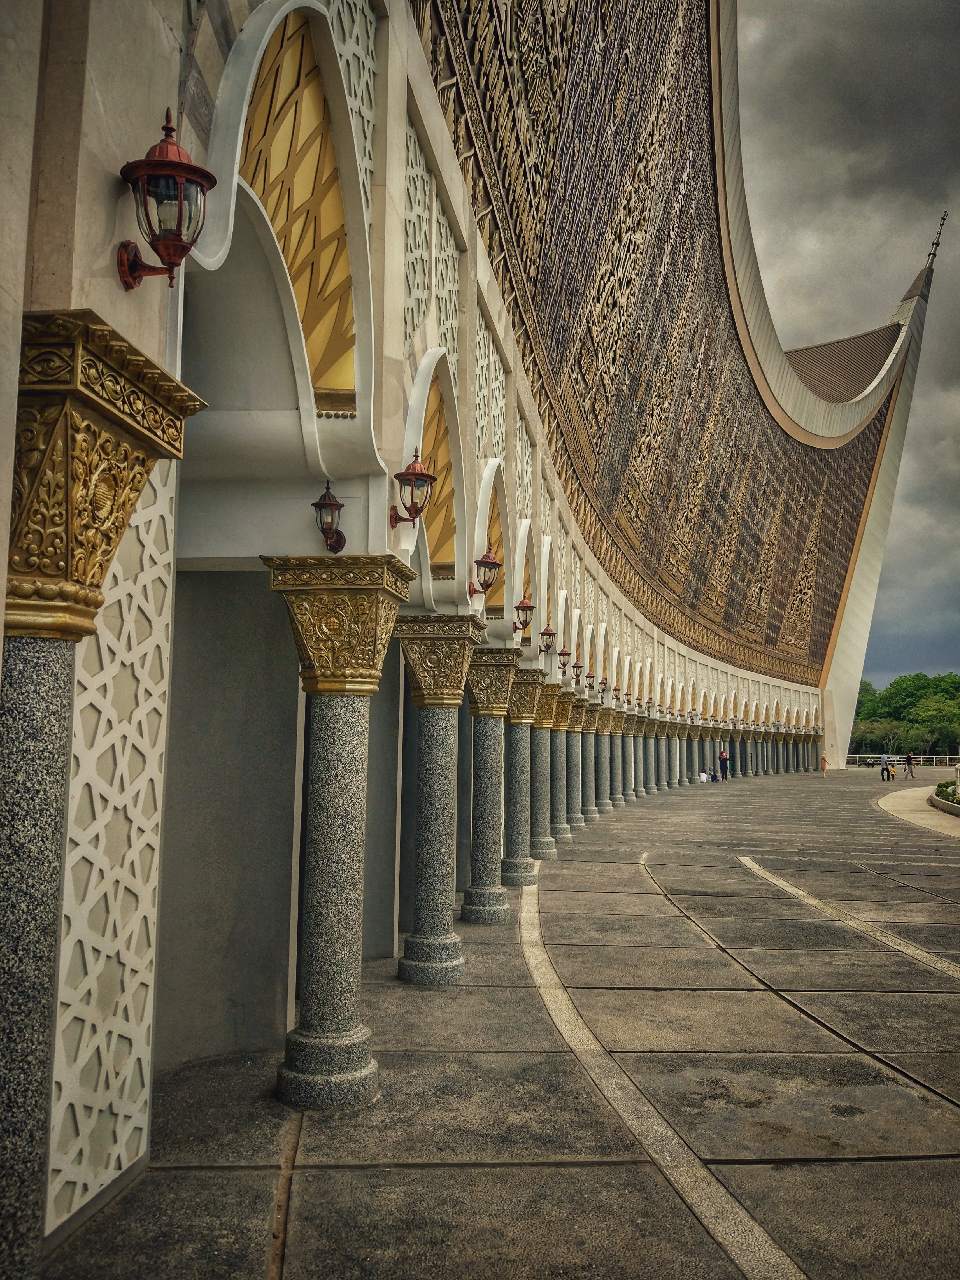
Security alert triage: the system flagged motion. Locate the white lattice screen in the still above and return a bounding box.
[46,462,175,1232]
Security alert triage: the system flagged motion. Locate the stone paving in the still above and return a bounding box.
[42,771,960,1279]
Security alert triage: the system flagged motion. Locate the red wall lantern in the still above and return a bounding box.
[390,449,436,528]
[311,480,346,553]
[539,625,556,656]
[572,658,584,683]
[557,646,571,675]
[469,545,501,598]
[513,597,534,634]
[118,109,216,289]
[586,670,595,692]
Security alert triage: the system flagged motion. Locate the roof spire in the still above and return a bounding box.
[927,210,948,266]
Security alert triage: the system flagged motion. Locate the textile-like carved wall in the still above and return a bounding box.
[415,0,890,684]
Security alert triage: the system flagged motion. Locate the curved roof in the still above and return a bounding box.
[711,0,926,445]
[784,324,902,403]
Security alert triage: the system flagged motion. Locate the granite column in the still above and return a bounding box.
[566,698,587,829]
[396,614,485,984]
[595,707,614,813]
[609,710,625,807]
[551,690,575,843]
[502,670,542,885]
[622,713,637,801]
[531,683,559,858]
[580,701,600,821]
[463,647,520,922]
[265,556,416,1104]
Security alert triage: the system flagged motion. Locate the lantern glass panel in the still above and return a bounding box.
[142,174,182,240]
[182,180,205,245]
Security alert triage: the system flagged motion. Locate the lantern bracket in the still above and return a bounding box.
[118,241,174,290]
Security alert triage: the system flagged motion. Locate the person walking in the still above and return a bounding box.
[879,752,890,782]
[719,748,729,782]
[905,751,916,779]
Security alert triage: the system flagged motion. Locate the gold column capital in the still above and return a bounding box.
[507,668,543,724]
[7,309,205,641]
[394,612,486,707]
[263,554,415,696]
[611,709,626,733]
[534,682,561,729]
[568,698,588,732]
[596,707,614,735]
[465,645,520,717]
[552,689,576,730]
[622,712,638,735]
[581,703,600,733]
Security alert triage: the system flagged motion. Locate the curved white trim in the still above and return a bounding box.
[713,0,918,445]
[191,0,380,477]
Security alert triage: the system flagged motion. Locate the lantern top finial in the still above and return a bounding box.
[142,107,195,166]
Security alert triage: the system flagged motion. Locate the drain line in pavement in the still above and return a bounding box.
[739,858,960,982]
[519,884,807,1280]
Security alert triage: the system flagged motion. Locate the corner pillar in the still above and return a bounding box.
[1,311,203,1272]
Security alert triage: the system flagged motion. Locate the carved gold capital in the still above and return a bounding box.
[568,698,588,732]
[596,707,614,736]
[581,702,600,733]
[395,613,486,707]
[7,310,205,640]
[263,554,415,695]
[622,713,637,735]
[507,668,543,724]
[552,689,576,731]
[610,709,626,733]
[534,682,560,729]
[465,646,519,717]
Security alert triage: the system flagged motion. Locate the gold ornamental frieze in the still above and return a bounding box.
[534,682,560,730]
[8,310,204,641]
[263,555,415,696]
[568,698,588,733]
[395,613,486,707]
[552,690,576,731]
[507,668,543,724]
[465,646,520,717]
[581,703,601,733]
[595,707,614,736]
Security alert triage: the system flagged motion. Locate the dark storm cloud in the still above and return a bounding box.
[736,0,960,685]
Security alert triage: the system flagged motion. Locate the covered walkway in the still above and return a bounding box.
[43,773,960,1280]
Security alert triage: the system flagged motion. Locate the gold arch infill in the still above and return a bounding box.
[240,12,356,414]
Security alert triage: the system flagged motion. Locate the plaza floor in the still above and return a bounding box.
[43,771,960,1279]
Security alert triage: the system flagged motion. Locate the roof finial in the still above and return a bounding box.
[927,210,948,266]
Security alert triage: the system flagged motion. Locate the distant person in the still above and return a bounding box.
[710,767,720,783]
[905,752,916,779]
[820,753,828,777]
[879,752,890,781]
[719,748,729,781]
[699,770,708,783]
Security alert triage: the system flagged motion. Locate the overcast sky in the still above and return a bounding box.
[737,0,959,689]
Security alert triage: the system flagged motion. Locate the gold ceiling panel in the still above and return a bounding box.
[421,376,456,576]
[240,13,356,413]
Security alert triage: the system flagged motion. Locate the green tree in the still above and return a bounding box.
[855,679,880,720]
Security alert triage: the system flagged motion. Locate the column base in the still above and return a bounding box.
[568,812,586,829]
[596,799,613,814]
[461,885,511,924]
[623,788,636,803]
[611,795,625,808]
[530,835,558,859]
[501,857,537,886]
[277,1025,378,1109]
[398,931,464,986]
[582,805,600,822]
[551,822,573,842]
[677,776,688,787]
